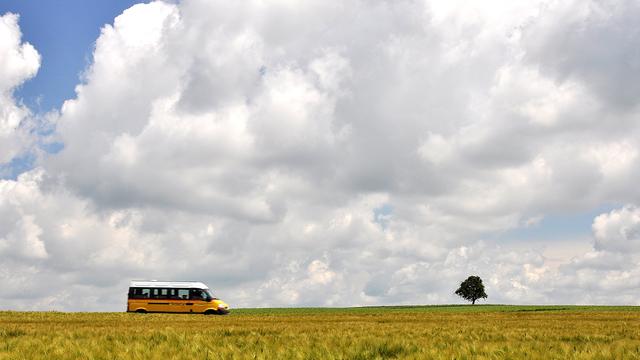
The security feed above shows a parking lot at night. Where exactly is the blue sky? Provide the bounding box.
[499,205,618,241]
[1,0,145,113]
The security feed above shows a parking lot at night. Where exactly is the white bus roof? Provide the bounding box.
[129,280,209,289]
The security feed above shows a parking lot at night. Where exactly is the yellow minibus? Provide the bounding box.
[127,280,230,315]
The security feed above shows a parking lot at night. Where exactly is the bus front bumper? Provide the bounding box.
[217,308,230,315]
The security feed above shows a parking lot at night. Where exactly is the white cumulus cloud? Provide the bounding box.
[1,0,640,310]
[0,13,40,166]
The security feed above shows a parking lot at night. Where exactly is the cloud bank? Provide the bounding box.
[1,0,640,310]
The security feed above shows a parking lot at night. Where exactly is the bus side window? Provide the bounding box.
[178,289,189,300]
[152,289,159,299]
[190,289,206,300]
[169,289,181,299]
[140,288,150,299]
[130,288,150,299]
[159,289,170,299]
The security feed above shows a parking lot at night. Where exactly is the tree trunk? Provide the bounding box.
[472,299,475,305]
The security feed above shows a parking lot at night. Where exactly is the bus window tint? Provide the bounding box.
[141,288,151,298]
[167,289,178,299]
[130,288,151,299]
[178,289,189,299]
[152,288,171,299]
[190,289,206,300]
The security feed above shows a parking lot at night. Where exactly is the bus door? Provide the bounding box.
[188,289,210,313]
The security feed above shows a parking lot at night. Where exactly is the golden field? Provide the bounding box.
[1,306,639,359]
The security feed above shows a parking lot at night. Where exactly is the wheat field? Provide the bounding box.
[1,306,639,359]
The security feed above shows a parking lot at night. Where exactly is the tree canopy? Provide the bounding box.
[455,276,487,305]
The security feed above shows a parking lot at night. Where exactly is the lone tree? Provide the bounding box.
[455,276,487,305]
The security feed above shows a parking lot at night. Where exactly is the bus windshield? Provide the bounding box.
[204,289,217,300]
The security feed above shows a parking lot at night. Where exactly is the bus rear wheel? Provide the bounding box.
[135,309,147,314]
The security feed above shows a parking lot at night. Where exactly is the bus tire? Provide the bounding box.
[204,310,217,315]
[135,309,147,313]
